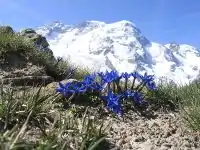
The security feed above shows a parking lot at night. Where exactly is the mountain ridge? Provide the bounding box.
[36,20,200,85]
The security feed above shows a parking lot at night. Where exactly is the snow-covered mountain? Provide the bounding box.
[36,20,200,85]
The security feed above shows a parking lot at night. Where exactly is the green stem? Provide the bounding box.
[135,82,146,92]
[124,79,128,91]
[115,79,122,93]
[107,83,111,92]
[131,77,136,90]
[112,82,116,93]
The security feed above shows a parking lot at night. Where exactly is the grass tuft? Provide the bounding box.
[0,85,109,149]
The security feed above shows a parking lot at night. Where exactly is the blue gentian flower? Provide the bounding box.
[90,82,103,91]
[121,72,131,91]
[123,90,135,98]
[82,73,96,86]
[121,72,131,79]
[146,81,157,90]
[140,72,157,90]
[99,70,120,84]
[72,83,87,93]
[110,70,121,80]
[56,70,157,116]
[131,71,142,79]
[141,72,154,82]
[56,82,75,97]
[132,92,145,104]
[101,90,122,115]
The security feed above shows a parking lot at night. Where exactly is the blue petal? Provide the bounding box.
[56,87,64,93]
[58,82,65,89]
[100,95,109,101]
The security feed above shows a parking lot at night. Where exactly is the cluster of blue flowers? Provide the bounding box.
[56,70,157,116]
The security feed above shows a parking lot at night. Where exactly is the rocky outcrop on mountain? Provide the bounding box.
[0,26,14,34]
[19,28,52,52]
[0,59,54,86]
[1,75,53,86]
[0,26,63,86]
[0,62,53,86]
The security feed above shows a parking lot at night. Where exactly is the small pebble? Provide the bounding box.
[134,135,146,142]
[162,142,172,148]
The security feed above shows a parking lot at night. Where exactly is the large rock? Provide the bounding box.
[0,26,14,34]
[1,75,53,86]
[45,78,79,92]
[0,27,62,87]
[0,62,54,86]
[1,52,28,70]
[19,28,51,51]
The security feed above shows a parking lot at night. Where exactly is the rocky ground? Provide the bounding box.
[21,106,200,150]
[103,110,200,150]
[1,68,199,150]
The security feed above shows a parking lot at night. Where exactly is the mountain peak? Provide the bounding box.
[113,20,136,27]
[74,20,106,29]
[36,20,200,85]
[37,20,137,35]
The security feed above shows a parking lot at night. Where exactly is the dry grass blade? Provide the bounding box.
[9,110,32,149]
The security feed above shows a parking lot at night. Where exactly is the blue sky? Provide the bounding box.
[1,0,200,48]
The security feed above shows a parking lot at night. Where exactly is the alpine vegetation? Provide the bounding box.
[1,24,200,150]
[56,70,157,115]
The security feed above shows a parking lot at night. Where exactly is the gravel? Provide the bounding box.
[103,110,200,150]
